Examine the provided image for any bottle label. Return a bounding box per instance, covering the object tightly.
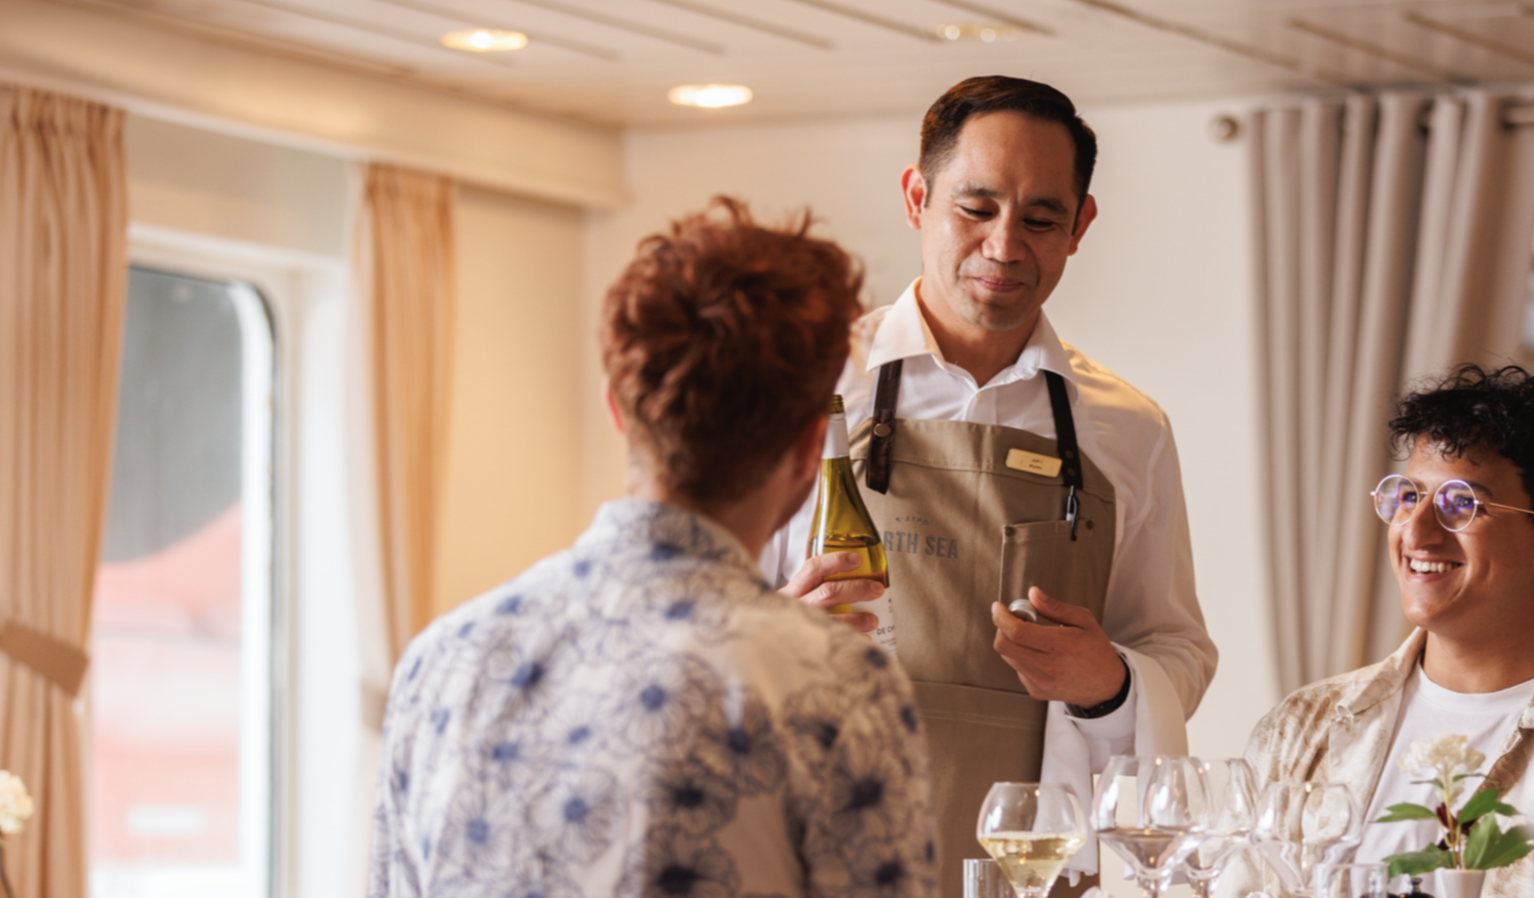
[823,412,850,459]
[848,594,897,656]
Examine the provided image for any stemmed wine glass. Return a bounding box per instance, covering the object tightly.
[1313,862,1391,898]
[1250,782,1361,898]
[976,783,1088,898]
[1091,756,1213,897]
[1180,759,1258,898]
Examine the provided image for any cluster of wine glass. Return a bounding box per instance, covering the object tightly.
[976,757,1362,898]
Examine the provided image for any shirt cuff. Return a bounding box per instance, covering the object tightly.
[1063,655,1136,740]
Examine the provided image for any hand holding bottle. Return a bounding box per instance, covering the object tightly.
[779,552,881,633]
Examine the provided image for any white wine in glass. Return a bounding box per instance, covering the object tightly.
[976,783,1087,898]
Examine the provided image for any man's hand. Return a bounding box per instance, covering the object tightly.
[780,552,880,634]
[991,586,1125,706]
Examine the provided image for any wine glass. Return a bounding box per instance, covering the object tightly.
[1313,862,1390,898]
[1180,758,1258,898]
[1091,756,1213,898]
[976,783,1088,898]
[1250,782,1361,898]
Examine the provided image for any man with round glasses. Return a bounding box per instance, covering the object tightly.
[1222,363,1534,897]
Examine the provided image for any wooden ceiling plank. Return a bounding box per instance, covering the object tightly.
[1402,10,1534,71]
[494,0,727,55]
[369,0,619,61]
[1055,0,1348,85]
[926,0,1056,37]
[640,0,835,50]
[177,0,522,69]
[66,0,419,77]
[1287,17,1460,82]
[776,0,942,42]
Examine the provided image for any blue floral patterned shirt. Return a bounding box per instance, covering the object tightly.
[371,499,938,898]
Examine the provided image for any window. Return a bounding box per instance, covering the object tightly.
[90,266,274,898]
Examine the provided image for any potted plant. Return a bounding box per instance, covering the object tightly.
[1377,735,1532,898]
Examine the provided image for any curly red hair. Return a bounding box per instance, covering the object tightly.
[602,196,864,505]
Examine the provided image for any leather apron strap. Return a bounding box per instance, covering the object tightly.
[866,358,902,494]
[849,361,1116,898]
[1045,370,1082,540]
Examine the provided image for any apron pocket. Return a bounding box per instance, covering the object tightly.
[910,680,1048,880]
[999,519,1083,616]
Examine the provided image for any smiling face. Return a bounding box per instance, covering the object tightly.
[902,111,1096,343]
[1390,440,1534,642]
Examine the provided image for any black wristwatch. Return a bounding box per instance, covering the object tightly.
[1066,655,1131,719]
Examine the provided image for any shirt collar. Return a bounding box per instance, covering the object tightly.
[866,278,1080,401]
[580,498,760,576]
[1334,628,1429,718]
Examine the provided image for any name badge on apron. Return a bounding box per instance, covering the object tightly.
[1005,448,1062,478]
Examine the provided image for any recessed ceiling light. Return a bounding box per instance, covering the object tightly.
[936,23,1021,42]
[667,84,753,109]
[441,29,528,52]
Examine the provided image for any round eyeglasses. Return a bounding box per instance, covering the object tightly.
[1371,474,1534,532]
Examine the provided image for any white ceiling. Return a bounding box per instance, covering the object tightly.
[65,0,1534,127]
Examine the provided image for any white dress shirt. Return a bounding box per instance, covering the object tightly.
[761,280,1218,872]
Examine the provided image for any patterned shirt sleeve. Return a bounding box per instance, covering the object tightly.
[798,637,938,898]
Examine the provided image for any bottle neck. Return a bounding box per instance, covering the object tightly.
[823,412,850,459]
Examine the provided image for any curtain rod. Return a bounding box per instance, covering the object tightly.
[1407,98,1534,129]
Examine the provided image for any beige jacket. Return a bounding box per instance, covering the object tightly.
[1218,630,1534,898]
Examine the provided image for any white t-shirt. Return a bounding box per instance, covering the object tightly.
[1357,665,1534,865]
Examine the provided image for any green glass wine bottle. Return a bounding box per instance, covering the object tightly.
[807,394,896,653]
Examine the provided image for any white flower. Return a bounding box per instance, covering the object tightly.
[0,771,34,835]
[1398,734,1486,805]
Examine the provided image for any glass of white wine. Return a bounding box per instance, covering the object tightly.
[1091,755,1213,898]
[975,782,1087,898]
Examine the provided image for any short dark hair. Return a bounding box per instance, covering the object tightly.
[1389,363,1534,515]
[918,75,1098,204]
[601,196,864,506]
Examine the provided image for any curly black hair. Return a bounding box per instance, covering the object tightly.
[1388,363,1534,515]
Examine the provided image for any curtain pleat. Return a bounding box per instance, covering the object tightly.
[0,84,126,898]
[1254,88,1534,694]
[350,161,456,896]
[358,164,457,666]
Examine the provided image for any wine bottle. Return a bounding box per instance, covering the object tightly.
[807,394,896,654]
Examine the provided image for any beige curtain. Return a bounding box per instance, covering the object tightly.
[356,163,457,675]
[1253,88,1534,694]
[349,163,455,893]
[0,86,126,898]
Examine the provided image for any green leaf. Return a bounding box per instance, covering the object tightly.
[1464,819,1534,871]
[1376,802,1440,822]
[1384,847,1453,877]
[1458,789,1518,825]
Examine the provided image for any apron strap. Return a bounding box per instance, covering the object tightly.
[1044,370,1083,540]
[865,359,902,494]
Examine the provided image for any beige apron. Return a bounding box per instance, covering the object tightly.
[848,363,1116,898]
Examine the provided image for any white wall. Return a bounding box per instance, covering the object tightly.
[582,98,1279,760]
[435,187,587,613]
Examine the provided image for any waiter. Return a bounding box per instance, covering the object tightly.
[762,75,1218,896]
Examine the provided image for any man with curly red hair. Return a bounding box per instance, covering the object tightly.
[371,197,939,898]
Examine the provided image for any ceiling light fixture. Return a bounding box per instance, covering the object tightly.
[936,23,1021,42]
[667,84,753,109]
[441,29,529,52]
